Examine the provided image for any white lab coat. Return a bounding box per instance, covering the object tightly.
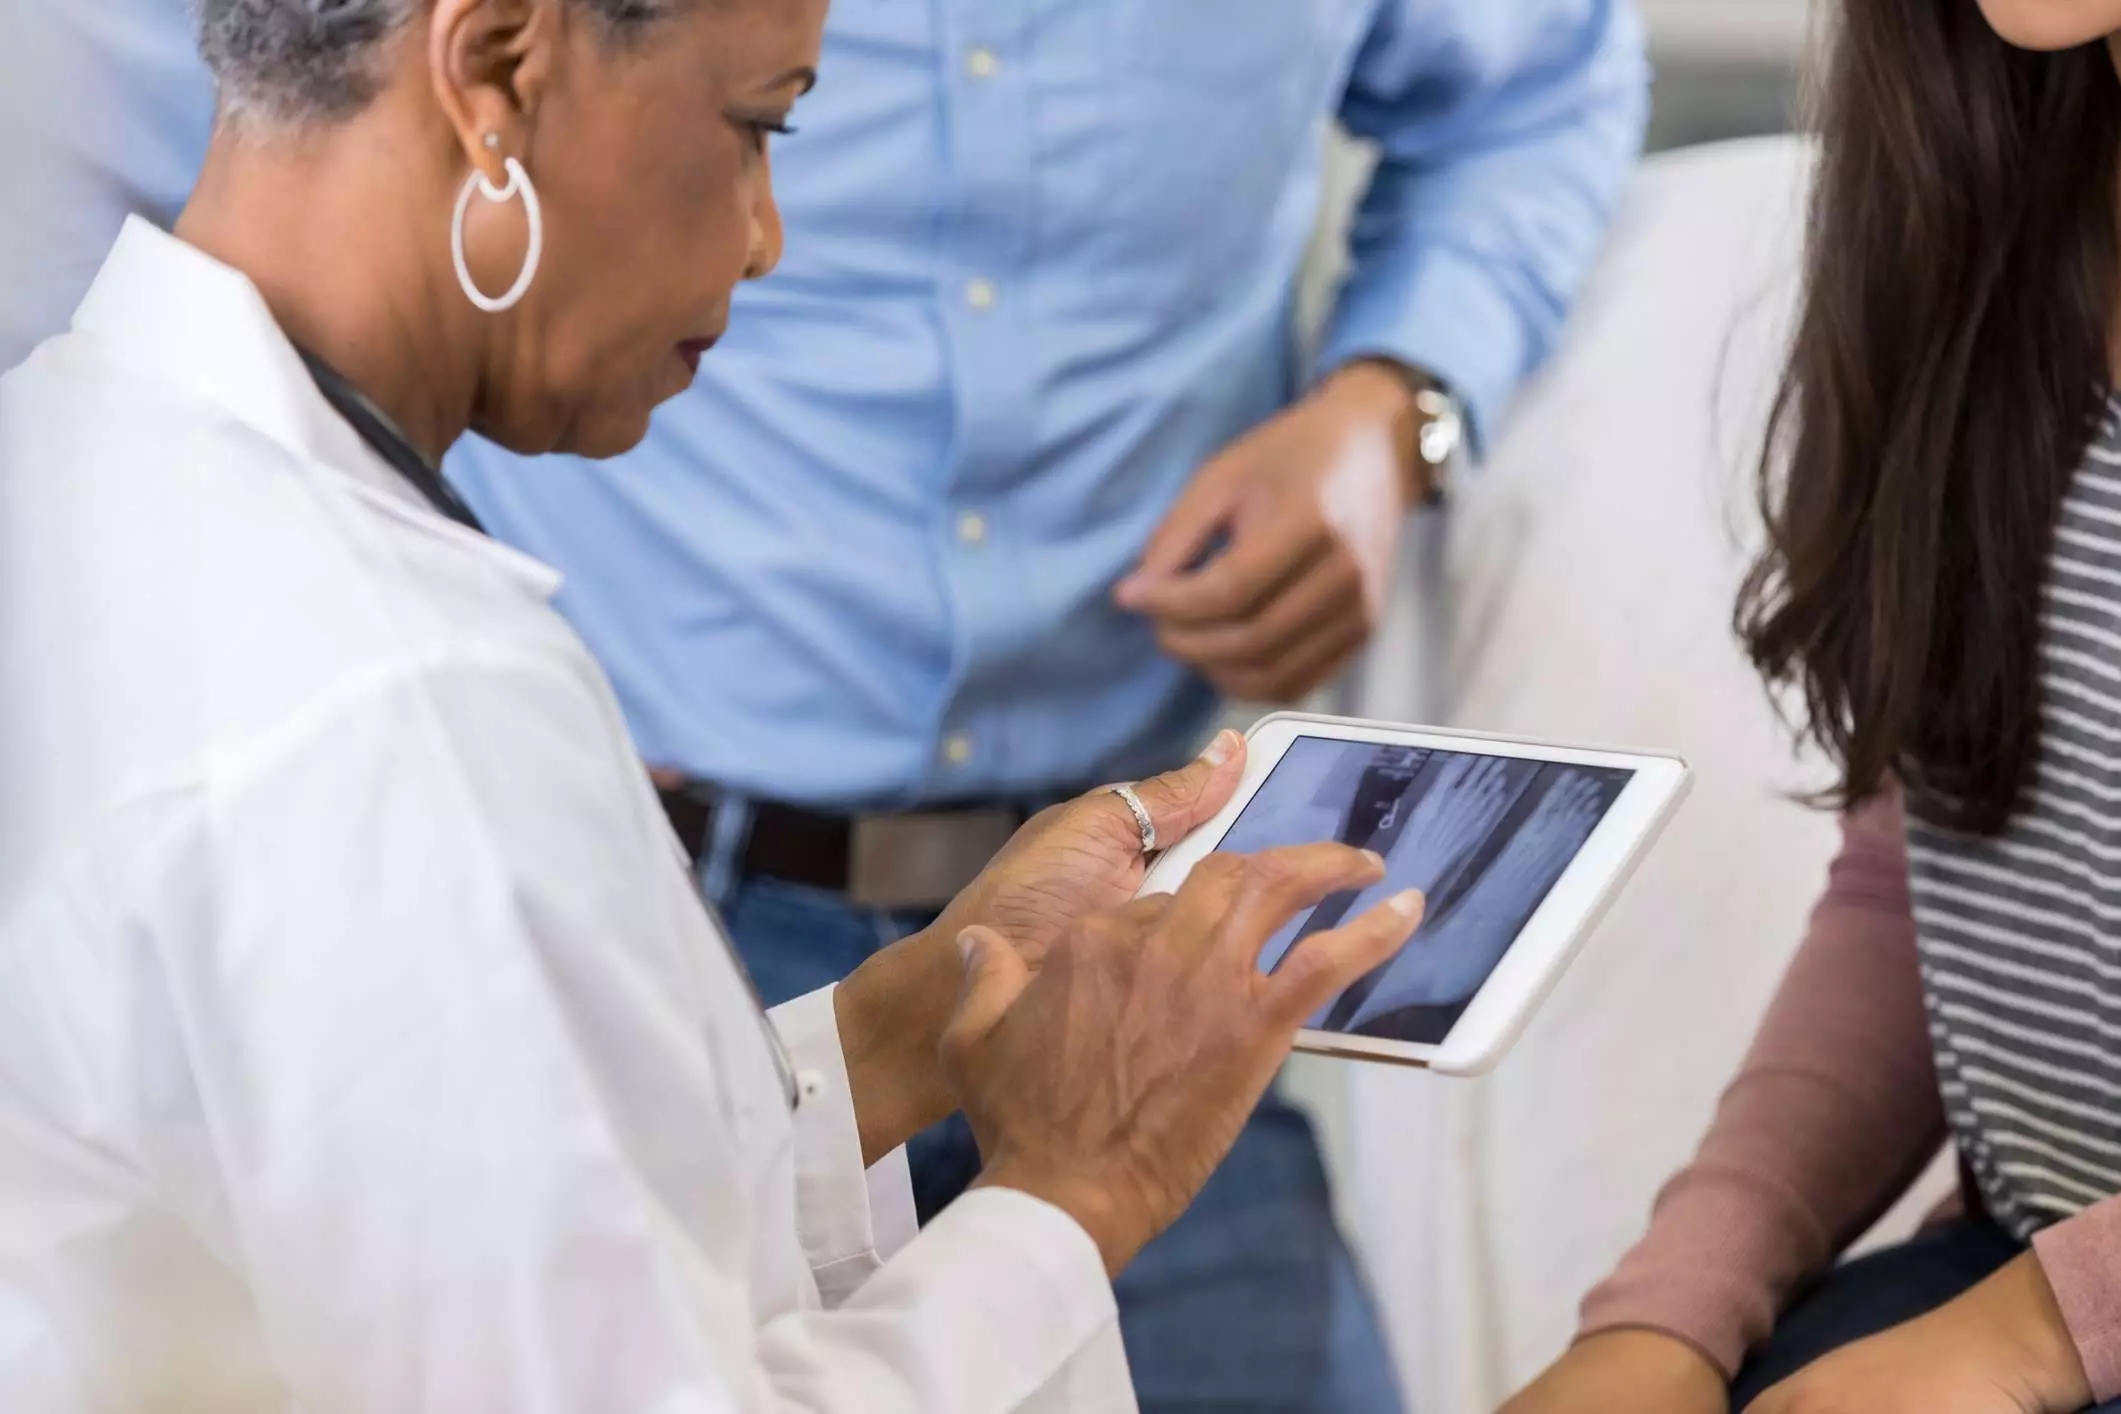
[0,218,1135,1414]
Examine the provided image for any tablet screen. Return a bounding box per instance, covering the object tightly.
[1220,737,1635,1045]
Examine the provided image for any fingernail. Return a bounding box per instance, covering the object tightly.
[1361,849,1386,870]
[956,929,980,963]
[1389,890,1423,918]
[1202,729,1239,766]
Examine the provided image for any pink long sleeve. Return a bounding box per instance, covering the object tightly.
[2034,1196,2121,1401]
[1576,793,1948,1375]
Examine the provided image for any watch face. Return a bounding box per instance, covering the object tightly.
[1419,417,1459,467]
[1413,388,1463,468]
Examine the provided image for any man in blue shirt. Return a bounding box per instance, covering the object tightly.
[2,1,1646,1408]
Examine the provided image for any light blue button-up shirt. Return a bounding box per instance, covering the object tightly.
[456,0,1649,808]
[3,0,1648,811]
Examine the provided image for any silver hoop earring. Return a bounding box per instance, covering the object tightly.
[451,155,543,314]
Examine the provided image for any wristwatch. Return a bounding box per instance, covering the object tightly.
[1369,358,1463,505]
[1409,381,1464,505]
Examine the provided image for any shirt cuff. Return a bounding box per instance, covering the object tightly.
[769,984,917,1306]
[846,1186,1122,1411]
[1315,239,1537,459]
[1574,1168,1799,1378]
[866,1143,918,1262]
[2032,1196,2121,1402]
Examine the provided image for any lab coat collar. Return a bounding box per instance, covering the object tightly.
[71,217,563,599]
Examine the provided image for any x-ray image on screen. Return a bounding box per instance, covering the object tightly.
[1218,738,1633,1045]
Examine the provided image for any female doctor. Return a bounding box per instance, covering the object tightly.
[0,0,1427,1410]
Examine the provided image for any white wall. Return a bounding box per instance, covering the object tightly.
[1640,0,1810,63]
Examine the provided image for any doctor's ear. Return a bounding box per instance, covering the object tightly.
[425,0,556,179]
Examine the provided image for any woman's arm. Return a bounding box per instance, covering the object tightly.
[1741,1248,2090,1413]
[1749,1192,2121,1409]
[196,651,1134,1414]
[1576,791,1948,1372]
[1518,792,2121,1413]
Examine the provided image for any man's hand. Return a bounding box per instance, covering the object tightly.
[1501,1330,1729,1414]
[943,845,1423,1275]
[835,731,1248,1166]
[1115,361,1429,703]
[1749,1254,2090,1414]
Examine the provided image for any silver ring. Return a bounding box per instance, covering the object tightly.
[1109,783,1157,855]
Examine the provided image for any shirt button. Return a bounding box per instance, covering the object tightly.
[965,279,997,311]
[957,511,988,545]
[942,735,974,767]
[966,47,999,79]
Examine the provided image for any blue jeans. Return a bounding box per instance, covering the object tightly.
[723,875,1407,1414]
[1732,1219,2121,1411]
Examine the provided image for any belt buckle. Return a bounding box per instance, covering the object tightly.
[848,809,1020,911]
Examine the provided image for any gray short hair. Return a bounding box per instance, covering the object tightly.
[198,0,678,129]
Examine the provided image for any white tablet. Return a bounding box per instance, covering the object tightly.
[1137,712,1690,1075]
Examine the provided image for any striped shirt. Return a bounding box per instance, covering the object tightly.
[1908,399,2121,1239]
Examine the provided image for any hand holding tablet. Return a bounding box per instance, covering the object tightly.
[1137,713,1690,1074]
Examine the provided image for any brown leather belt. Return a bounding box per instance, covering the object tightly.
[658,783,1034,912]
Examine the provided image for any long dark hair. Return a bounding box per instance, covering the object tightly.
[1738,1,2121,835]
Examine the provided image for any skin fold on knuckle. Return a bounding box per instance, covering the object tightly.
[1082,911,1142,956]
[1189,853,1246,892]
[1062,797,1135,855]
[995,877,1091,935]
[1225,626,1305,677]
[1155,762,1212,820]
[1271,584,1355,653]
[1043,837,1115,876]
[1040,795,1101,846]
[1119,894,1173,925]
[1312,615,1368,663]
[1238,851,1300,900]
[1350,926,1403,977]
[1268,946,1327,1002]
[1242,865,1337,931]
[1256,579,1342,656]
[1323,924,1388,983]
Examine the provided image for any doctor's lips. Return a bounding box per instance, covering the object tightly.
[676,335,720,374]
